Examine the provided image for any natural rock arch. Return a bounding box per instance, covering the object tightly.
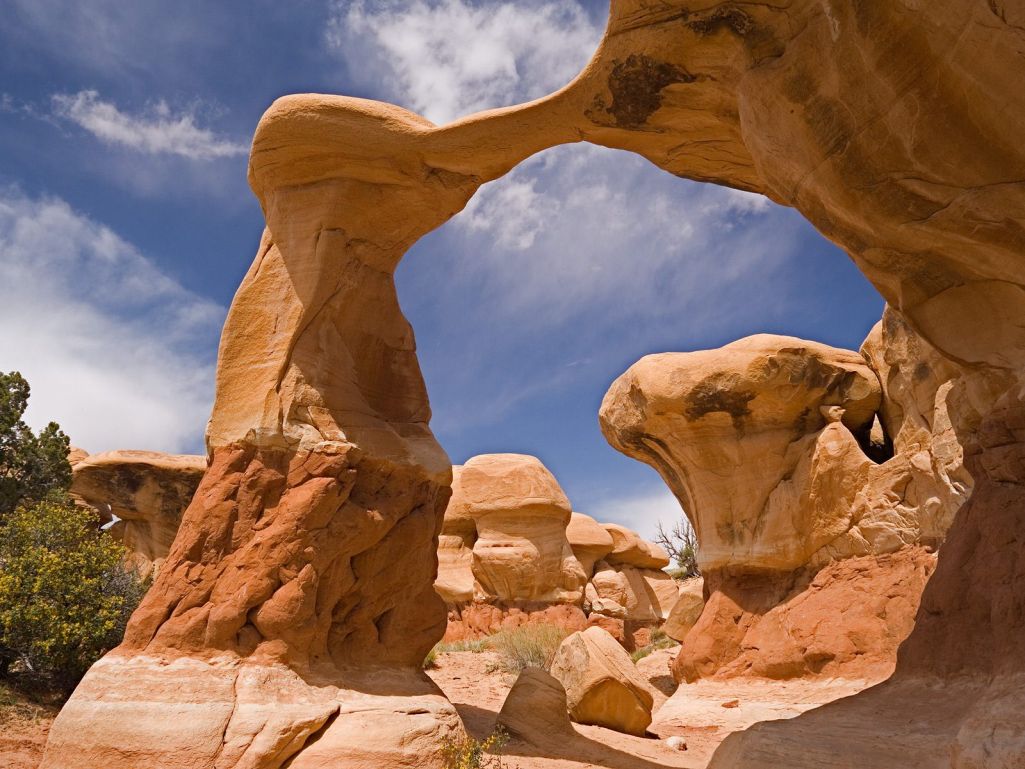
[42,2,1025,768]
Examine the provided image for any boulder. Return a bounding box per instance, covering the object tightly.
[603,524,671,569]
[454,454,587,604]
[566,512,614,577]
[662,577,704,643]
[70,450,206,577]
[550,626,654,736]
[497,667,575,741]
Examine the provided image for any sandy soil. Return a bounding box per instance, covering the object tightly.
[0,709,54,769]
[427,649,872,769]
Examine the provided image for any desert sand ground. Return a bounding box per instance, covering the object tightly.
[426,650,871,769]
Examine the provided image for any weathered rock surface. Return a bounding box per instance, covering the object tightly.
[70,450,206,577]
[662,577,705,643]
[450,454,587,604]
[435,472,478,605]
[45,0,1025,766]
[550,627,654,737]
[601,336,881,572]
[566,512,614,577]
[603,523,671,569]
[585,560,677,623]
[676,548,935,682]
[496,667,575,741]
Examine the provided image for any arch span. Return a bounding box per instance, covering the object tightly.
[41,2,1025,767]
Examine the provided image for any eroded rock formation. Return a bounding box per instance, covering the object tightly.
[452,454,586,604]
[439,455,669,643]
[70,450,206,577]
[44,0,1025,766]
[601,336,883,572]
[600,332,956,684]
[566,512,614,577]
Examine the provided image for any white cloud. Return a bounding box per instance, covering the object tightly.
[440,143,790,330]
[52,90,247,159]
[328,0,602,124]
[0,189,222,454]
[588,484,685,544]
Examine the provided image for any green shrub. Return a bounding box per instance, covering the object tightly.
[490,624,568,673]
[441,728,508,769]
[0,498,146,694]
[0,372,72,522]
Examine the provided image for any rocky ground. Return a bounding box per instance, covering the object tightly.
[425,650,869,769]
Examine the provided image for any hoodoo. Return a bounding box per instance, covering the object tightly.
[41,1,1025,767]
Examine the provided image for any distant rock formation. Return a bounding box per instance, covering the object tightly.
[439,454,669,643]
[454,454,587,604]
[70,450,205,577]
[566,512,614,577]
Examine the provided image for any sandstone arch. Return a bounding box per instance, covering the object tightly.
[42,1,1025,767]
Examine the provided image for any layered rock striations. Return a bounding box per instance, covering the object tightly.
[453,454,586,604]
[439,454,672,642]
[44,1,1025,767]
[70,450,206,577]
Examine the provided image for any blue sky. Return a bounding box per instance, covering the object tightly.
[0,0,884,539]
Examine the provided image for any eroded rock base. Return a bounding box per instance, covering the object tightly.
[40,655,462,769]
[676,547,936,683]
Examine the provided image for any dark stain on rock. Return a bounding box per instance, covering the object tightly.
[598,54,695,129]
[685,378,756,432]
[687,6,753,36]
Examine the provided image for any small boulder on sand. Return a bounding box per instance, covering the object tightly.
[497,668,575,742]
[550,626,654,736]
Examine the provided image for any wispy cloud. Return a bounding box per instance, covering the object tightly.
[52,90,247,159]
[0,189,222,453]
[327,0,602,124]
[588,484,685,543]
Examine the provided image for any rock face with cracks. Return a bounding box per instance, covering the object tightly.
[70,450,206,577]
[43,0,1025,767]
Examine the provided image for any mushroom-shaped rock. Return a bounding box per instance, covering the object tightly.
[600,336,881,571]
[566,513,614,577]
[550,626,654,736]
[71,450,206,576]
[452,454,587,603]
[603,524,670,569]
[586,562,678,622]
[662,578,705,643]
[435,471,478,604]
[497,667,575,742]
